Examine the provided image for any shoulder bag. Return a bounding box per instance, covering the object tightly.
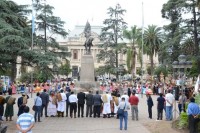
[32,98,37,111]
[117,103,126,116]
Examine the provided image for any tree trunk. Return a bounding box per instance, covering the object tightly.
[150,54,154,76]
[11,61,17,82]
[131,45,136,77]
[116,50,119,80]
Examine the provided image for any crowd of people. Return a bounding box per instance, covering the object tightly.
[0,80,200,133]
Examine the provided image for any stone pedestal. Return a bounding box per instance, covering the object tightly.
[80,54,95,82]
[78,54,98,92]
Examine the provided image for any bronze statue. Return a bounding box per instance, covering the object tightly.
[83,21,93,54]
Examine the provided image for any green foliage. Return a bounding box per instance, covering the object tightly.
[126,49,132,74]
[123,26,141,77]
[178,112,188,129]
[58,61,71,77]
[98,3,127,79]
[153,65,168,78]
[143,25,163,76]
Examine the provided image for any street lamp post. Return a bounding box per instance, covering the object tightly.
[117,66,124,95]
[172,54,192,114]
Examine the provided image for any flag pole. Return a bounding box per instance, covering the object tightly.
[31,0,34,98]
[141,1,144,98]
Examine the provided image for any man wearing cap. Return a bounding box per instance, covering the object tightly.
[187,97,200,133]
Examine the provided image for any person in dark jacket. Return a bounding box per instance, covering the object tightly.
[147,93,154,119]
[40,89,49,117]
[127,88,131,97]
[86,91,93,117]
[65,89,71,117]
[77,90,86,117]
[93,91,102,118]
[0,92,6,121]
[17,93,29,116]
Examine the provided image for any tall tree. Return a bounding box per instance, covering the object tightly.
[0,0,33,81]
[143,25,162,76]
[161,0,183,63]
[98,3,127,79]
[123,26,141,77]
[32,0,70,81]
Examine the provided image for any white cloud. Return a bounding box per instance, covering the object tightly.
[14,0,169,30]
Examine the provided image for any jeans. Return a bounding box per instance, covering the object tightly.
[119,111,128,130]
[131,105,138,120]
[166,106,172,120]
[34,106,41,122]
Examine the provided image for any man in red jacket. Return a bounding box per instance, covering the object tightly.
[129,90,139,120]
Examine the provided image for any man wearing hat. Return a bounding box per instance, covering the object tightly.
[187,97,200,133]
[17,93,29,116]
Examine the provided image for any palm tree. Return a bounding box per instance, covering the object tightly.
[123,26,141,77]
[143,25,162,76]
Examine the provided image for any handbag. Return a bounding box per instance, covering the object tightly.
[117,103,126,116]
[32,98,37,111]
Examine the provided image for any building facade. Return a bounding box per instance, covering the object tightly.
[60,25,159,78]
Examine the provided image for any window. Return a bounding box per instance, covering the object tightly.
[73,50,78,60]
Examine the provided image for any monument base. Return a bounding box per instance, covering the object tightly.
[79,54,97,92]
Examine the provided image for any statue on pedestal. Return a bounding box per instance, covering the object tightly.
[83,21,93,54]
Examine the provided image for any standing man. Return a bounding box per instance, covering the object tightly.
[65,89,71,117]
[16,106,34,133]
[93,91,102,118]
[165,90,174,121]
[77,90,86,117]
[86,91,93,117]
[40,89,49,117]
[69,91,78,118]
[57,89,67,117]
[147,93,154,119]
[0,92,6,121]
[157,93,165,120]
[129,91,139,120]
[187,97,200,133]
[34,92,42,122]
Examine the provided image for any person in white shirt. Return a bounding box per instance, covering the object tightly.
[69,91,78,118]
[165,90,175,121]
[121,92,129,103]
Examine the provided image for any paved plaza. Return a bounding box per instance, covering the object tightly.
[2,93,180,133]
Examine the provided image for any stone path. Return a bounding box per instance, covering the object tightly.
[2,93,177,133]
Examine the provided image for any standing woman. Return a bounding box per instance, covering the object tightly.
[4,89,16,121]
[147,93,154,119]
[118,97,130,130]
[47,92,57,117]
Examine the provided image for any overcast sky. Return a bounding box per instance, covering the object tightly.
[14,0,169,31]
